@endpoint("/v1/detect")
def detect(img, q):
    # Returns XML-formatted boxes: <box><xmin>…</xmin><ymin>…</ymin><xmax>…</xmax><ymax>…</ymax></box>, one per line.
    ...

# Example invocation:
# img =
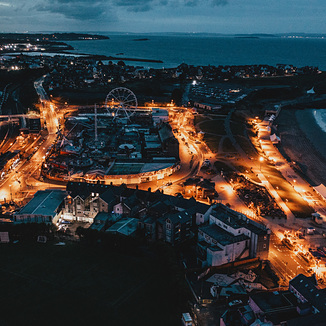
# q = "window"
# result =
<box><xmin>166</xmin><ymin>223</ymin><xmax>171</xmax><ymax>230</ymax></box>
<box><xmin>263</xmin><ymin>244</ymin><xmax>266</xmax><ymax>249</ymax></box>
<box><xmin>264</xmin><ymin>236</ymin><xmax>267</xmax><ymax>240</ymax></box>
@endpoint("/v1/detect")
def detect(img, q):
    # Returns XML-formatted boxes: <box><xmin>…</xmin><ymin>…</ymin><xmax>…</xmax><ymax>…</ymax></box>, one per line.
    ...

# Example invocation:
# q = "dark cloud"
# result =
<box><xmin>114</xmin><ymin>0</ymin><xmax>155</xmax><ymax>12</ymax></box>
<box><xmin>186</xmin><ymin>0</ymin><xmax>228</xmax><ymax>5</ymax></box>
<box><xmin>185</xmin><ymin>0</ymin><xmax>197</xmax><ymax>7</ymax></box>
<box><xmin>115</xmin><ymin>0</ymin><xmax>228</xmax><ymax>12</ymax></box>
<box><xmin>34</xmin><ymin>0</ymin><xmax>229</xmax><ymax>20</ymax></box>
<box><xmin>35</xmin><ymin>0</ymin><xmax>111</xmax><ymax>20</ymax></box>
<box><xmin>211</xmin><ymin>0</ymin><xmax>228</xmax><ymax>5</ymax></box>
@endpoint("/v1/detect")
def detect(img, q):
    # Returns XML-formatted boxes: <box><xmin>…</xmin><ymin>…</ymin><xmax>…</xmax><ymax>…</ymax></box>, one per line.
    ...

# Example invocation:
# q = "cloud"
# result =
<box><xmin>33</xmin><ymin>0</ymin><xmax>230</xmax><ymax>21</ymax></box>
<box><xmin>185</xmin><ymin>0</ymin><xmax>228</xmax><ymax>5</ymax></box>
<box><xmin>114</xmin><ymin>0</ymin><xmax>158</xmax><ymax>12</ymax></box>
<box><xmin>211</xmin><ymin>0</ymin><xmax>228</xmax><ymax>5</ymax></box>
<box><xmin>184</xmin><ymin>0</ymin><xmax>197</xmax><ymax>7</ymax></box>
<box><xmin>114</xmin><ymin>0</ymin><xmax>228</xmax><ymax>11</ymax></box>
<box><xmin>34</xmin><ymin>0</ymin><xmax>112</xmax><ymax>20</ymax></box>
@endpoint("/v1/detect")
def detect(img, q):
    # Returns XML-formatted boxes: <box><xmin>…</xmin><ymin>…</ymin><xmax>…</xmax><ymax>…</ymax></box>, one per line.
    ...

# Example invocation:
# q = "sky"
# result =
<box><xmin>1</xmin><ymin>0</ymin><xmax>326</xmax><ymax>34</ymax></box>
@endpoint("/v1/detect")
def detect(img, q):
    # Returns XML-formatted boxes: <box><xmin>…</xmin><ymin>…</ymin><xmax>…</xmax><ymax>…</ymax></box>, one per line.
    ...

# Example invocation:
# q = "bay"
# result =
<box><xmin>66</xmin><ymin>33</ymin><xmax>326</xmax><ymax>70</ymax></box>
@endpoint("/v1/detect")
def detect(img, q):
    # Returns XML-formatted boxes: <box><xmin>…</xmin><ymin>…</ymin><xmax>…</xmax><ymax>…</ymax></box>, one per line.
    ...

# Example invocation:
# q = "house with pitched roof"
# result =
<box><xmin>63</xmin><ymin>181</ymin><xmax>111</xmax><ymax>222</ymax></box>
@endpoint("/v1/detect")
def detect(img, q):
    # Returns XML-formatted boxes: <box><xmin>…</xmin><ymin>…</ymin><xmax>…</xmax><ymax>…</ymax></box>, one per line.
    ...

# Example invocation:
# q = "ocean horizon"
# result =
<box><xmin>65</xmin><ymin>33</ymin><xmax>326</xmax><ymax>70</ymax></box>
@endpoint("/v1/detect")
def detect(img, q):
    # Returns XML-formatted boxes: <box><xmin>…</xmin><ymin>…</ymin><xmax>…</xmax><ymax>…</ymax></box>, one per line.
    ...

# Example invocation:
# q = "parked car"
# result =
<box><xmin>229</xmin><ymin>300</ymin><xmax>242</xmax><ymax>307</ymax></box>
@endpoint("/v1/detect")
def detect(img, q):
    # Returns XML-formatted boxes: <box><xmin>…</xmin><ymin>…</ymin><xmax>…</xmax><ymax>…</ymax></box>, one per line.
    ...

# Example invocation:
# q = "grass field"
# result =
<box><xmin>222</xmin><ymin>138</ymin><xmax>237</xmax><ymax>153</ymax></box>
<box><xmin>234</xmin><ymin>135</ymin><xmax>258</xmax><ymax>159</ymax></box>
<box><xmin>0</xmin><ymin>242</ymin><xmax>182</xmax><ymax>326</ymax></box>
<box><xmin>214</xmin><ymin>161</ymin><xmax>235</xmax><ymax>173</ymax></box>
<box><xmin>230</xmin><ymin>121</ymin><xmax>246</xmax><ymax>136</ymax></box>
<box><xmin>199</xmin><ymin>119</ymin><xmax>226</xmax><ymax>135</ymax></box>
<box><xmin>203</xmin><ymin>134</ymin><xmax>222</xmax><ymax>152</ymax></box>
<box><xmin>194</xmin><ymin>115</ymin><xmax>210</xmax><ymax>126</ymax></box>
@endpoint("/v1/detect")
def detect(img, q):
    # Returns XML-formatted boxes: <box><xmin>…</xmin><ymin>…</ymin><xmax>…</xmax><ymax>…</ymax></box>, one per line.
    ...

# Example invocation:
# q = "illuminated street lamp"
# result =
<box><xmin>259</xmin><ymin>156</ymin><xmax>264</xmax><ymax>171</ymax></box>
<box><xmin>296</xmin><ymin>265</ymin><xmax>303</xmax><ymax>275</ymax></box>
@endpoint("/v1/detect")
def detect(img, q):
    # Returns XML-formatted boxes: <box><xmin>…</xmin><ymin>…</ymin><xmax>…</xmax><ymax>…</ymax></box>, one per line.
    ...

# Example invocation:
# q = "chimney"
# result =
<box><xmin>148</xmin><ymin>187</ymin><xmax>151</xmax><ymax>192</ymax></box>
<box><xmin>136</xmin><ymin>185</ymin><xmax>138</xmax><ymax>190</ymax></box>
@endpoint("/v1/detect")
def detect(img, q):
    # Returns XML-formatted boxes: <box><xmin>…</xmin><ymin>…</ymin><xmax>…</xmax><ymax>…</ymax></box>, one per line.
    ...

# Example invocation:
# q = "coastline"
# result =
<box><xmin>297</xmin><ymin>109</ymin><xmax>326</xmax><ymax>160</ymax></box>
<box><xmin>277</xmin><ymin>108</ymin><xmax>326</xmax><ymax>186</ymax></box>
<box><xmin>4</xmin><ymin>51</ymin><xmax>163</xmax><ymax>64</ymax></box>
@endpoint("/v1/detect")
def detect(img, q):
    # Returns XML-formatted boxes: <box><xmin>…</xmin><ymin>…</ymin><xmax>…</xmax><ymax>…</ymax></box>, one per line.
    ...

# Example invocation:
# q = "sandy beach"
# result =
<box><xmin>277</xmin><ymin>108</ymin><xmax>326</xmax><ymax>187</ymax></box>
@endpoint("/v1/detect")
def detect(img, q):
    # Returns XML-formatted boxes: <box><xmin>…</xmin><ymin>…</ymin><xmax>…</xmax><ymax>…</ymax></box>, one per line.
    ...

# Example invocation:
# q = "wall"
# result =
<box><xmin>248</xmin><ymin>297</ymin><xmax>263</xmax><ymax>315</ymax></box>
<box><xmin>13</xmin><ymin>214</ymin><xmax>53</xmax><ymax>224</ymax></box>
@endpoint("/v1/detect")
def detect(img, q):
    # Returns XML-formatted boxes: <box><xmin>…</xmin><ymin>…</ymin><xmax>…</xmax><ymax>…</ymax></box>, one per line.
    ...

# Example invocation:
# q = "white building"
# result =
<box><xmin>197</xmin><ymin>204</ymin><xmax>270</xmax><ymax>267</ymax></box>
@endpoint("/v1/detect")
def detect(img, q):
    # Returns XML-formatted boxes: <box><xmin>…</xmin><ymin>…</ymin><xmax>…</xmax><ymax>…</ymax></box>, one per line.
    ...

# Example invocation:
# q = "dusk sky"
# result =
<box><xmin>1</xmin><ymin>0</ymin><xmax>326</xmax><ymax>34</ymax></box>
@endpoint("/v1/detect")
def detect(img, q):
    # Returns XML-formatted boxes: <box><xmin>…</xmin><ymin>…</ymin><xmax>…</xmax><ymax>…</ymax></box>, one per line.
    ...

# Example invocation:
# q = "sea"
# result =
<box><xmin>65</xmin><ymin>33</ymin><xmax>326</xmax><ymax>70</ymax></box>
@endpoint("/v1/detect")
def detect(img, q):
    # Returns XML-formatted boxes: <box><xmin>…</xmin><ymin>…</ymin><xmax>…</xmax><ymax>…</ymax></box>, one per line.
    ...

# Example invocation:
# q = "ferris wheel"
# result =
<box><xmin>105</xmin><ymin>87</ymin><xmax>138</xmax><ymax>122</ymax></box>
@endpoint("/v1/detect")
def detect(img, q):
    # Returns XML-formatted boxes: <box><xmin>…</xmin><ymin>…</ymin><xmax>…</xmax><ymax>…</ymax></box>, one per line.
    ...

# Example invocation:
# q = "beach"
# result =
<box><xmin>277</xmin><ymin>108</ymin><xmax>326</xmax><ymax>186</ymax></box>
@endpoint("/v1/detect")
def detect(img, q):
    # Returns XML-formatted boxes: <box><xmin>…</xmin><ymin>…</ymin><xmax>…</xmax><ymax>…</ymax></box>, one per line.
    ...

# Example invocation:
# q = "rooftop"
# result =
<box><xmin>159</xmin><ymin>209</ymin><xmax>192</xmax><ymax>225</ymax></box>
<box><xmin>106</xmin><ymin>217</ymin><xmax>138</xmax><ymax>236</ymax></box>
<box><xmin>67</xmin><ymin>181</ymin><xmax>110</xmax><ymax>199</ymax></box>
<box><xmin>289</xmin><ymin>274</ymin><xmax>326</xmax><ymax>312</ymax></box>
<box><xmin>200</xmin><ymin>224</ymin><xmax>249</xmax><ymax>246</ymax></box>
<box><xmin>249</xmin><ymin>290</ymin><xmax>297</xmax><ymax>314</ymax></box>
<box><xmin>211</xmin><ymin>204</ymin><xmax>267</xmax><ymax>235</ymax></box>
<box><xmin>15</xmin><ymin>190</ymin><xmax>66</xmax><ymax>217</ymax></box>
<box><xmin>108</xmin><ymin>163</ymin><xmax>144</xmax><ymax>175</ymax></box>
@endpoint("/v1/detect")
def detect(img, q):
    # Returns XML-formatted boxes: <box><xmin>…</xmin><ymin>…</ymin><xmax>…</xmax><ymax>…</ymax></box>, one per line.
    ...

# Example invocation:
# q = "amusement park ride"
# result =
<box><xmin>105</xmin><ymin>87</ymin><xmax>138</xmax><ymax>123</ymax></box>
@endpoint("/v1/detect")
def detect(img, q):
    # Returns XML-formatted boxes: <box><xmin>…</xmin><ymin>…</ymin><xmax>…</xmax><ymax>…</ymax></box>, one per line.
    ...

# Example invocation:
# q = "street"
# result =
<box><xmin>0</xmin><ymin>77</ymin><xmax>64</xmax><ymax>204</ymax></box>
